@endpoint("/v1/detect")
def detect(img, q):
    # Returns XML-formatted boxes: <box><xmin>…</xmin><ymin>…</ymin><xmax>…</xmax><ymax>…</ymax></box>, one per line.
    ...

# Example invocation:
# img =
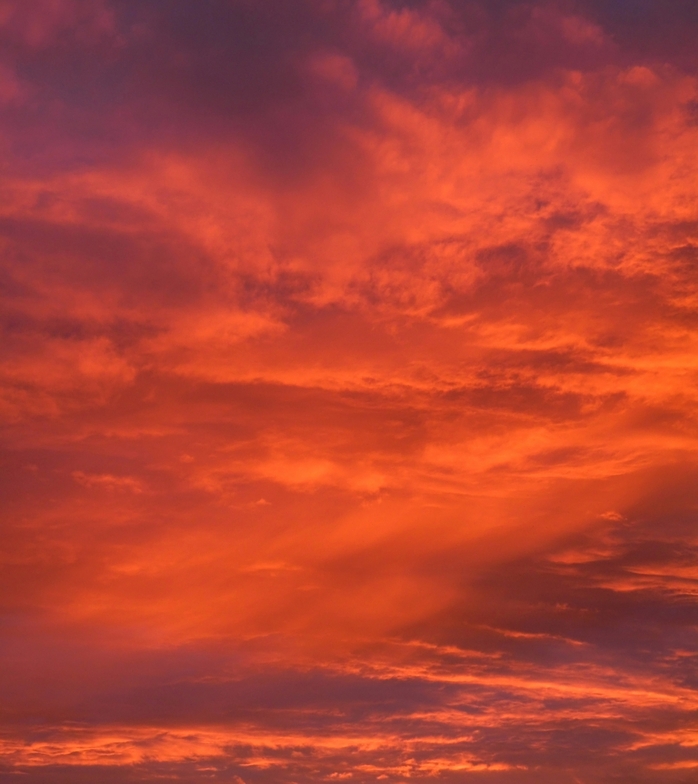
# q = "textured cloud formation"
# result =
<box><xmin>1</xmin><ymin>1</ymin><xmax>697</xmax><ymax>783</ymax></box>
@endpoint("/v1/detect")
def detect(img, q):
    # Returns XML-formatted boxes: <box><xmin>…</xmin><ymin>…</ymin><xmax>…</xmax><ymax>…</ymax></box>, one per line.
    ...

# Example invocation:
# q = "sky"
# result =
<box><xmin>0</xmin><ymin>1</ymin><xmax>697</xmax><ymax>782</ymax></box>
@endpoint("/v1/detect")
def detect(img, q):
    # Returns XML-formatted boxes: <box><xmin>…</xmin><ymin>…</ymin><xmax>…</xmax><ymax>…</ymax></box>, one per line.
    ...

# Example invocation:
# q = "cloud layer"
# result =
<box><xmin>1</xmin><ymin>1</ymin><xmax>697</xmax><ymax>782</ymax></box>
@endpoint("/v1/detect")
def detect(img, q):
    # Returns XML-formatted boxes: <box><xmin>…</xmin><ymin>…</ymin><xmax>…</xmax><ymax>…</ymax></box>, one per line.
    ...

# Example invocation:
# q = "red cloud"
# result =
<box><xmin>1</xmin><ymin>2</ymin><xmax>698</xmax><ymax>782</ymax></box>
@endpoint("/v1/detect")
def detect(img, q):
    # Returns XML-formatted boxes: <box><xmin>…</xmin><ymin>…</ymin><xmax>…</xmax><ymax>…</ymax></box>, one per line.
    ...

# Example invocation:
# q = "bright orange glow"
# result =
<box><xmin>1</xmin><ymin>1</ymin><xmax>698</xmax><ymax>782</ymax></box>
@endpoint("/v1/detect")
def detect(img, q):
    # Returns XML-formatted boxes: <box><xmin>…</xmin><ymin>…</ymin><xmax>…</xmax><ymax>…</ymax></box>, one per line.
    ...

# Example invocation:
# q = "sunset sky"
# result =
<box><xmin>1</xmin><ymin>1</ymin><xmax>698</xmax><ymax>782</ymax></box>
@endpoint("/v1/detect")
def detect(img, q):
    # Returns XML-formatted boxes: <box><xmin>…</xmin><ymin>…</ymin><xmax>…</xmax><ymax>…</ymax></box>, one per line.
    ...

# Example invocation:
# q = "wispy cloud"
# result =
<box><xmin>1</xmin><ymin>2</ymin><xmax>697</xmax><ymax>782</ymax></box>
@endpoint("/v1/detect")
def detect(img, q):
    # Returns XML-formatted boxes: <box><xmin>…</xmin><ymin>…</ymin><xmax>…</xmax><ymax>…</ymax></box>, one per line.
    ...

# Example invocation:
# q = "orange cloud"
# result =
<box><xmin>1</xmin><ymin>2</ymin><xmax>698</xmax><ymax>783</ymax></box>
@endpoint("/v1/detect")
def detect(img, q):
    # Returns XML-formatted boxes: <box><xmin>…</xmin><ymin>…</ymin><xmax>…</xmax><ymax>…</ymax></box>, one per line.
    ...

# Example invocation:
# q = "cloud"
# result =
<box><xmin>0</xmin><ymin>0</ymin><xmax>116</xmax><ymax>48</ymax></box>
<box><xmin>1</xmin><ymin>1</ymin><xmax>698</xmax><ymax>782</ymax></box>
